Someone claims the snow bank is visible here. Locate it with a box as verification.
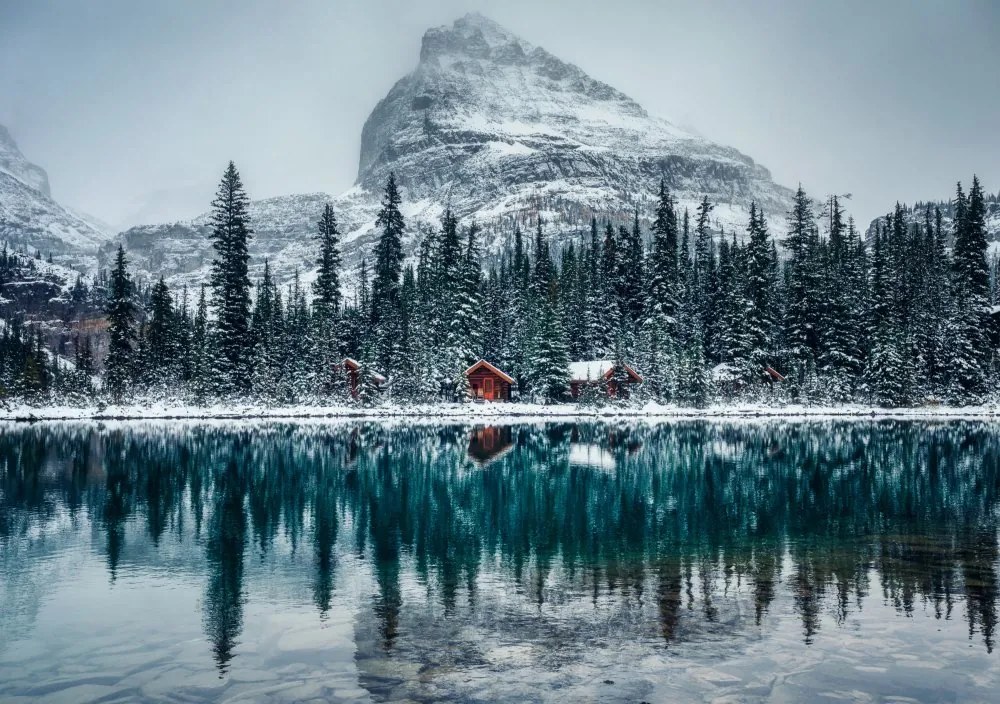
[1,400,998,423]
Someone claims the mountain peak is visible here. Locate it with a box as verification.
[420,13,531,64]
[106,15,795,290]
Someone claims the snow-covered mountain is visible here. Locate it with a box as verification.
[106,13,795,288]
[0,125,112,268]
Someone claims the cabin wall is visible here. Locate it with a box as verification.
[570,374,639,399]
[467,369,511,401]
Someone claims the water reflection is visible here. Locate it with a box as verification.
[1,420,999,701]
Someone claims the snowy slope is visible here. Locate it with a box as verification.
[0,125,112,268]
[105,13,795,288]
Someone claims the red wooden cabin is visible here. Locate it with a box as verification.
[569,360,643,399]
[464,360,514,401]
[342,358,386,398]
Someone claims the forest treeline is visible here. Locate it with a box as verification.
[2,162,998,407]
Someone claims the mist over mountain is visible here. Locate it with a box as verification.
[99,13,795,288]
[5,13,993,292]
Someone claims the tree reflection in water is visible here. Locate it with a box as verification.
[1,420,998,682]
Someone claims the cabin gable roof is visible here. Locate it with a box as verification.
[342,357,387,384]
[464,359,515,384]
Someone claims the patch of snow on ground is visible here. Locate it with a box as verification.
[1,400,998,423]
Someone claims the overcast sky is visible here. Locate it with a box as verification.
[2,0,998,229]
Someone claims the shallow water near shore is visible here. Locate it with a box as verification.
[1,420,998,702]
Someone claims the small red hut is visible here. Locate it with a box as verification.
[464,360,514,401]
[569,360,643,399]
[342,358,387,398]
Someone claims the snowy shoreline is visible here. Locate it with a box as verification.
[2,401,999,423]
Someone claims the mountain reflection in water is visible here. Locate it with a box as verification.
[1,420,998,702]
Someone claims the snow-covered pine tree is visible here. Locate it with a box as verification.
[646,180,679,340]
[674,230,709,407]
[503,225,532,390]
[371,173,407,383]
[524,221,569,401]
[190,284,211,401]
[817,196,863,400]
[716,234,753,389]
[559,242,584,359]
[583,217,605,359]
[208,161,254,395]
[460,221,483,361]
[394,263,418,400]
[174,286,193,384]
[145,276,178,391]
[249,261,279,399]
[692,196,718,362]
[948,177,991,402]
[529,298,571,403]
[782,185,822,392]
[104,245,136,402]
[638,190,680,401]
[355,341,381,407]
[617,208,645,329]
[598,221,621,357]
[434,209,468,391]
[73,334,95,397]
[865,222,908,407]
[312,203,344,399]
[409,229,440,402]
[744,202,777,384]
[271,272,313,402]
[571,243,592,359]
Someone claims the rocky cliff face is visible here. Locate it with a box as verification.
[105,13,796,288]
[0,125,111,268]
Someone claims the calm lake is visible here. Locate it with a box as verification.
[1,420,998,702]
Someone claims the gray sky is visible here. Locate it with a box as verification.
[2,0,998,230]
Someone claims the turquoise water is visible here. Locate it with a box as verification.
[1,420,998,702]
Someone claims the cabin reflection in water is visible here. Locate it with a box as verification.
[467,425,514,466]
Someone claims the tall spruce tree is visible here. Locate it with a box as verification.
[191,284,211,399]
[745,203,776,379]
[866,223,908,406]
[104,245,136,402]
[646,181,679,335]
[692,196,717,360]
[145,277,177,389]
[371,173,406,381]
[208,161,254,394]
[313,203,344,396]
[948,177,991,400]
[783,185,821,390]
[250,261,280,397]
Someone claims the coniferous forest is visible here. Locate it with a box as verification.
[3,162,999,409]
